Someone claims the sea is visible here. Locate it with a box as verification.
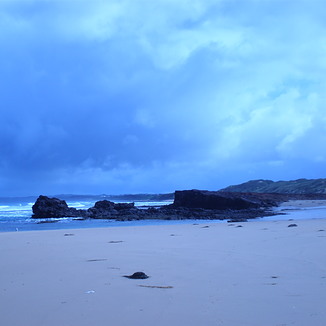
[1,196,326,232]
[0,195,177,232]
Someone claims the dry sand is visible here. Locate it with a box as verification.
[1,217,326,325]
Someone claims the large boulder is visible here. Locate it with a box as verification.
[173,190,261,210]
[93,200,115,210]
[32,197,137,219]
[87,200,136,218]
[32,195,82,218]
[87,200,116,218]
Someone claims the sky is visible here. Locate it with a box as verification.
[0,0,325,196]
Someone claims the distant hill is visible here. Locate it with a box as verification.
[0,193,175,205]
[54,193,175,202]
[220,178,326,194]
[106,193,174,201]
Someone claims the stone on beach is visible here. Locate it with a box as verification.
[124,272,149,279]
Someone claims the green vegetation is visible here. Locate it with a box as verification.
[220,178,326,194]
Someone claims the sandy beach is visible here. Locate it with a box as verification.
[1,212,326,325]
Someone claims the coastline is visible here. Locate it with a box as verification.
[1,210,326,325]
[2,199,326,233]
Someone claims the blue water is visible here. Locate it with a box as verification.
[0,196,225,232]
[0,197,194,232]
[1,197,325,232]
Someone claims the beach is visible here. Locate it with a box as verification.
[1,204,326,325]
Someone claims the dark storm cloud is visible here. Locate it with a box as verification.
[0,0,325,195]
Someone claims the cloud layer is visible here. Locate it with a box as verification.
[1,0,325,195]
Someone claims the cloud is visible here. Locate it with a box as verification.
[0,0,325,195]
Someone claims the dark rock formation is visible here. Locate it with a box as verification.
[32,197,138,219]
[93,200,115,210]
[87,200,136,219]
[87,200,116,219]
[124,272,149,279]
[173,190,263,209]
[31,192,281,221]
[32,195,86,218]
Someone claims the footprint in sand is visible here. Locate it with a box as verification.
[138,285,173,289]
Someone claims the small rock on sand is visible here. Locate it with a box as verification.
[124,272,149,279]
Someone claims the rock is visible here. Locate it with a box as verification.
[173,190,262,210]
[87,200,136,218]
[124,272,149,279]
[32,195,84,218]
[32,196,138,219]
[114,202,135,210]
[93,200,115,210]
[31,192,279,221]
[87,200,116,218]
[288,223,298,227]
[227,218,248,223]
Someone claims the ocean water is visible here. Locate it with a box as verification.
[1,197,325,232]
[0,196,193,232]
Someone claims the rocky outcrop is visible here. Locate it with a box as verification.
[31,186,326,222]
[173,190,263,209]
[172,189,326,209]
[87,200,136,219]
[32,196,137,219]
[32,195,86,218]
[86,200,116,219]
[31,192,280,221]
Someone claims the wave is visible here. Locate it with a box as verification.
[0,197,173,232]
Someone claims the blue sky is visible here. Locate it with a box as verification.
[0,0,325,196]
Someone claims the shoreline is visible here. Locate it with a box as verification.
[1,217,326,325]
[2,199,326,233]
